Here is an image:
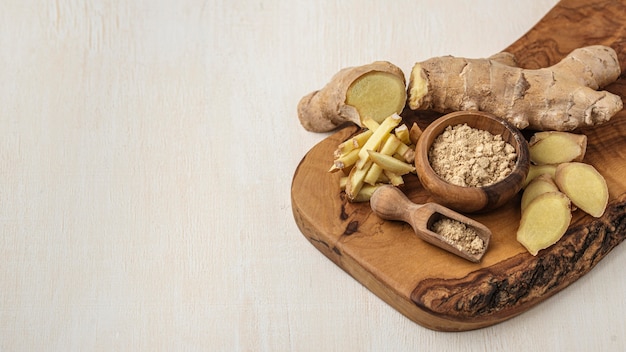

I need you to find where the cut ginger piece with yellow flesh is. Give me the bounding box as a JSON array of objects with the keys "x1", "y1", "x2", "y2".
[
  {"x1": 528, "y1": 131, "x2": 587, "y2": 165},
  {"x1": 297, "y1": 61, "x2": 406, "y2": 132},
  {"x1": 517, "y1": 192, "x2": 572, "y2": 256},
  {"x1": 520, "y1": 174, "x2": 559, "y2": 211},
  {"x1": 345, "y1": 71, "x2": 407, "y2": 124},
  {"x1": 555, "y1": 162, "x2": 609, "y2": 218}
]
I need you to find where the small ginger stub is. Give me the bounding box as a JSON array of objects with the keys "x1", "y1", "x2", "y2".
[
  {"x1": 297, "y1": 61, "x2": 406, "y2": 133},
  {"x1": 407, "y1": 45, "x2": 623, "y2": 131}
]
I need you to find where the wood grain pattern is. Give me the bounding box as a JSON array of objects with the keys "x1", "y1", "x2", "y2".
[
  {"x1": 292, "y1": 0, "x2": 626, "y2": 331},
  {"x1": 412, "y1": 192, "x2": 626, "y2": 327},
  {"x1": 369, "y1": 185, "x2": 492, "y2": 263}
]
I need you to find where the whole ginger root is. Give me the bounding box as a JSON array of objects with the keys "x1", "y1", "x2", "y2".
[
  {"x1": 298, "y1": 61, "x2": 406, "y2": 132},
  {"x1": 408, "y1": 45, "x2": 623, "y2": 131}
]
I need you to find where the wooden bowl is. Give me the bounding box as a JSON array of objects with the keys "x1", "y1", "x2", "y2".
[{"x1": 414, "y1": 111, "x2": 530, "y2": 213}]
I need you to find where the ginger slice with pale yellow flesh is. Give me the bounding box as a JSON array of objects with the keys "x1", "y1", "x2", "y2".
[
  {"x1": 523, "y1": 164, "x2": 557, "y2": 188},
  {"x1": 520, "y1": 174, "x2": 560, "y2": 211},
  {"x1": 345, "y1": 71, "x2": 406, "y2": 124},
  {"x1": 517, "y1": 192, "x2": 572, "y2": 256},
  {"x1": 529, "y1": 131, "x2": 587, "y2": 165},
  {"x1": 555, "y1": 162, "x2": 609, "y2": 218}
]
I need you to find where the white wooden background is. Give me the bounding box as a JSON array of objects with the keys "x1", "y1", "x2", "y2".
[{"x1": 2, "y1": 0, "x2": 625, "y2": 351}]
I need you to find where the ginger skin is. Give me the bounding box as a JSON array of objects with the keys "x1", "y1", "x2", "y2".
[
  {"x1": 298, "y1": 61, "x2": 406, "y2": 133},
  {"x1": 408, "y1": 45, "x2": 623, "y2": 131}
]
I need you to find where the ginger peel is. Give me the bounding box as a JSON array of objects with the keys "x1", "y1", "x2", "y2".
[
  {"x1": 408, "y1": 45, "x2": 623, "y2": 131},
  {"x1": 298, "y1": 61, "x2": 406, "y2": 132}
]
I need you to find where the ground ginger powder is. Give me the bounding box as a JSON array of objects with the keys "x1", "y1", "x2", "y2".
[
  {"x1": 431, "y1": 217, "x2": 485, "y2": 254},
  {"x1": 428, "y1": 123, "x2": 517, "y2": 187}
]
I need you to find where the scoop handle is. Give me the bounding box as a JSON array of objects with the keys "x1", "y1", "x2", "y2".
[
  {"x1": 370, "y1": 185, "x2": 423, "y2": 225},
  {"x1": 370, "y1": 185, "x2": 491, "y2": 263}
]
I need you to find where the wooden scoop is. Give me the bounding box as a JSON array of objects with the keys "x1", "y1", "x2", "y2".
[{"x1": 370, "y1": 185, "x2": 491, "y2": 263}]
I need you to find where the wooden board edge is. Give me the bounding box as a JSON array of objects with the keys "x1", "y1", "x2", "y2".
[
  {"x1": 291, "y1": 124, "x2": 626, "y2": 330},
  {"x1": 411, "y1": 196, "x2": 626, "y2": 330},
  {"x1": 293, "y1": 171, "x2": 626, "y2": 330}
]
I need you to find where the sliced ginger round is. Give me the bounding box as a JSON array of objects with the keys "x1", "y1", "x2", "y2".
[
  {"x1": 517, "y1": 191, "x2": 572, "y2": 256},
  {"x1": 523, "y1": 164, "x2": 557, "y2": 188},
  {"x1": 346, "y1": 71, "x2": 407, "y2": 124},
  {"x1": 555, "y1": 162, "x2": 609, "y2": 218},
  {"x1": 528, "y1": 131, "x2": 587, "y2": 165},
  {"x1": 520, "y1": 174, "x2": 559, "y2": 211}
]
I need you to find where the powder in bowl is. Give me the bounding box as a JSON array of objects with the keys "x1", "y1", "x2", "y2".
[{"x1": 428, "y1": 123, "x2": 517, "y2": 187}]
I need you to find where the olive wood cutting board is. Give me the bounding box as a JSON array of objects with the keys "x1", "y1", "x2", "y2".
[{"x1": 291, "y1": 0, "x2": 626, "y2": 331}]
